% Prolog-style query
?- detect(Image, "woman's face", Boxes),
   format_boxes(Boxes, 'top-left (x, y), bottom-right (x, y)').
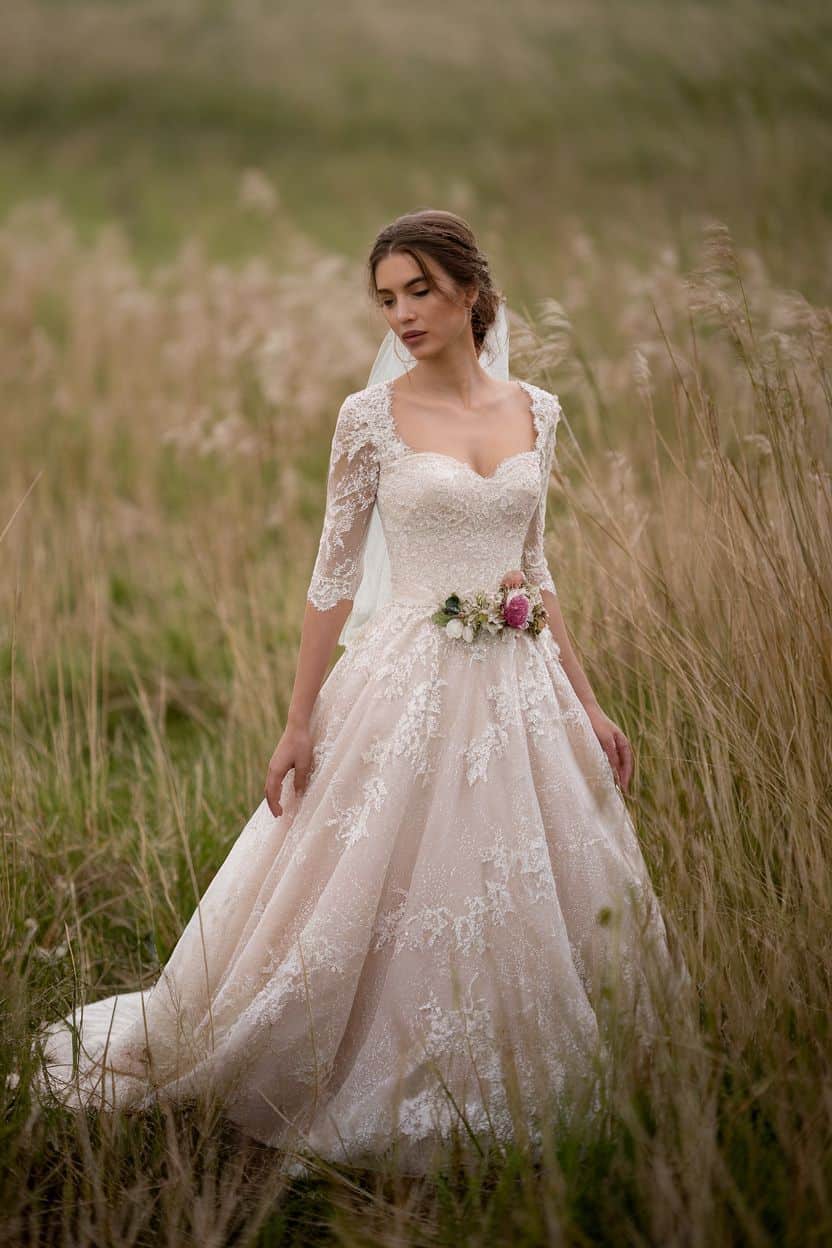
top-left (374, 251), bottom-right (475, 360)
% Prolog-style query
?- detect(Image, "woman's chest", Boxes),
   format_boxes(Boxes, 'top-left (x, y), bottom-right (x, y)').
top-left (377, 450), bottom-right (541, 532)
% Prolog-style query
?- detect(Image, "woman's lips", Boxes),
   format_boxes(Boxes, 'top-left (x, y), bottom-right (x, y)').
top-left (402, 331), bottom-right (426, 342)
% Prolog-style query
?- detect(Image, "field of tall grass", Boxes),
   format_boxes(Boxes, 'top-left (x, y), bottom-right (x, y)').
top-left (1, 1), bottom-right (831, 1244)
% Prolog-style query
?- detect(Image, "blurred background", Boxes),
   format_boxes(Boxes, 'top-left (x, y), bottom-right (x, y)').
top-left (2, 0), bottom-right (830, 288)
top-left (2, 2), bottom-right (832, 1242)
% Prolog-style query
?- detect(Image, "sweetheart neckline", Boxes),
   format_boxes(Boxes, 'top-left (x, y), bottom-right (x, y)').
top-left (392, 446), bottom-right (539, 480)
top-left (382, 377), bottom-right (544, 482)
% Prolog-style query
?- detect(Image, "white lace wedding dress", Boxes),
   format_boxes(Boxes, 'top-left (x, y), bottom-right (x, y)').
top-left (35, 377), bottom-right (686, 1173)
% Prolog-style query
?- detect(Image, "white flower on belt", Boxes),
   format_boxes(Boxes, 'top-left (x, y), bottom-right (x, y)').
top-left (432, 569), bottom-right (549, 642)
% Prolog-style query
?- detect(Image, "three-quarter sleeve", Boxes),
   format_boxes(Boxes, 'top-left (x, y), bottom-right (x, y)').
top-left (306, 392), bottom-right (380, 612)
top-left (521, 392), bottom-right (562, 596)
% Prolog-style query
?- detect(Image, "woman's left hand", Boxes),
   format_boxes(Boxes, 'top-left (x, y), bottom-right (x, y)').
top-left (585, 705), bottom-right (634, 794)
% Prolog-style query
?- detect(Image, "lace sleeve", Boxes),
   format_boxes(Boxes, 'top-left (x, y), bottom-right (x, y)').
top-left (306, 392), bottom-right (380, 612)
top-left (521, 391), bottom-right (562, 596)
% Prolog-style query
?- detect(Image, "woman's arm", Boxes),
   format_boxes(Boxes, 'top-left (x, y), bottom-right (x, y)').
top-left (539, 587), bottom-right (601, 714)
top-left (285, 599), bottom-right (353, 728)
top-left (521, 393), bottom-right (634, 793)
top-left (265, 393), bottom-right (379, 816)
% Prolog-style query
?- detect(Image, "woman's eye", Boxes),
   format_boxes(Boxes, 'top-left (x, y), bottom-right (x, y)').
top-left (381, 290), bottom-right (429, 308)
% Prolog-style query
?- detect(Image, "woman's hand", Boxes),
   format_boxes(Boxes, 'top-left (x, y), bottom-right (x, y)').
top-left (585, 704), bottom-right (634, 794)
top-left (264, 720), bottom-right (315, 816)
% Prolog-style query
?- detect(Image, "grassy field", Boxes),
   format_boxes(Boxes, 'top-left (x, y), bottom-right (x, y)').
top-left (1, 1), bottom-right (832, 1244)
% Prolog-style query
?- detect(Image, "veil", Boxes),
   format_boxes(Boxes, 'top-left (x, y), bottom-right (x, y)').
top-left (338, 299), bottom-right (511, 648)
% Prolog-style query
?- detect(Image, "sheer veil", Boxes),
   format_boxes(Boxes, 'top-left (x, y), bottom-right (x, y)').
top-left (338, 299), bottom-right (511, 648)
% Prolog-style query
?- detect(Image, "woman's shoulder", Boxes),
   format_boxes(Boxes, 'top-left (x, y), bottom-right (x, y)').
top-left (337, 378), bottom-right (390, 416)
top-left (330, 379), bottom-right (391, 456)
top-left (515, 376), bottom-right (560, 404)
top-left (333, 375), bottom-right (562, 443)
top-left (514, 378), bottom-right (563, 433)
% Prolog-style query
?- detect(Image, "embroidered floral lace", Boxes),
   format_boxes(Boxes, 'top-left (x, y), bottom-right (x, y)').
top-left (34, 377), bottom-right (689, 1176)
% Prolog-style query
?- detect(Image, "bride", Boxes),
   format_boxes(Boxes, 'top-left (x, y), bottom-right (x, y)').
top-left (35, 209), bottom-right (688, 1175)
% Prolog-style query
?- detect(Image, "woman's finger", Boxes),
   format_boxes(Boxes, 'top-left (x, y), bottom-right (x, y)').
top-left (601, 734), bottom-right (619, 785)
top-left (617, 732), bottom-right (633, 791)
top-left (610, 731), bottom-right (631, 793)
top-left (610, 735), bottom-right (625, 789)
top-left (611, 731), bottom-right (623, 789)
top-left (265, 760), bottom-right (289, 816)
top-left (294, 761), bottom-right (310, 796)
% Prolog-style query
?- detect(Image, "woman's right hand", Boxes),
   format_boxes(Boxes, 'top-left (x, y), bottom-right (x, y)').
top-left (264, 720), bottom-right (315, 817)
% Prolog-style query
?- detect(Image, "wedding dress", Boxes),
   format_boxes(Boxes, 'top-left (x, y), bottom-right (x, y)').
top-left (34, 375), bottom-right (686, 1174)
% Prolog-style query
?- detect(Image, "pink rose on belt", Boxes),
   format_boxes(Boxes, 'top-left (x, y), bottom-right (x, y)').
top-left (502, 591), bottom-right (530, 629)
top-left (432, 572), bottom-right (548, 642)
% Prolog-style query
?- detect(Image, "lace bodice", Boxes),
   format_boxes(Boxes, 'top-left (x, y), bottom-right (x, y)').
top-left (307, 377), bottom-right (562, 614)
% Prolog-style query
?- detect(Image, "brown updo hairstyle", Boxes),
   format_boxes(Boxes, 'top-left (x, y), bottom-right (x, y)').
top-left (367, 209), bottom-right (503, 357)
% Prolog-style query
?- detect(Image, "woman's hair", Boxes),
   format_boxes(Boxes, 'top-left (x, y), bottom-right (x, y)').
top-left (367, 209), bottom-right (503, 356)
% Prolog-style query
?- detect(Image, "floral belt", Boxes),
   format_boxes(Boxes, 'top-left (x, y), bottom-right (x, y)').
top-left (432, 582), bottom-right (549, 643)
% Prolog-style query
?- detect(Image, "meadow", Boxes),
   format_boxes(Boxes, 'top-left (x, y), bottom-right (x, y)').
top-left (1, 1), bottom-right (831, 1243)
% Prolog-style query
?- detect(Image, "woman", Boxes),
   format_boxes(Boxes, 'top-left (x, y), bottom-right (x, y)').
top-left (36, 209), bottom-right (687, 1175)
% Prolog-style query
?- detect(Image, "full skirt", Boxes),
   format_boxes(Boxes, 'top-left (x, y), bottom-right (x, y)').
top-left (34, 605), bottom-right (688, 1173)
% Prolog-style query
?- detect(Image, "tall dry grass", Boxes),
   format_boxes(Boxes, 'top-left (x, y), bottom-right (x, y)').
top-left (1, 192), bottom-right (831, 1243)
